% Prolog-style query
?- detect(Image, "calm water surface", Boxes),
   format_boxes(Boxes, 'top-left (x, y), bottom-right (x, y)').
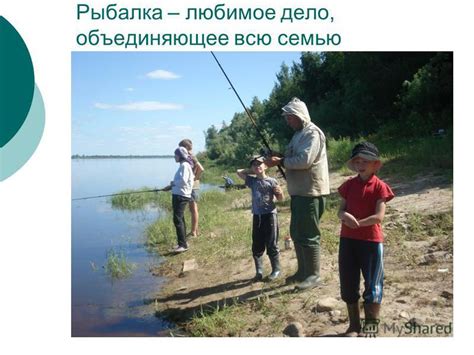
top-left (72, 158), bottom-right (197, 336)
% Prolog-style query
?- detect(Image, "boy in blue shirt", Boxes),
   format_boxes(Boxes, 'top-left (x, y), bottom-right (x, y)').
top-left (237, 156), bottom-right (284, 281)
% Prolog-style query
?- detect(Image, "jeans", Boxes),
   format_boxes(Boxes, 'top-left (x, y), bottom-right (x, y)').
top-left (172, 194), bottom-right (191, 248)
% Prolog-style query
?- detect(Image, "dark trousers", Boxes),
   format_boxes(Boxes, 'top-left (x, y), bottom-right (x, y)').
top-left (252, 213), bottom-right (279, 258)
top-left (339, 237), bottom-right (384, 304)
top-left (172, 194), bottom-right (191, 248)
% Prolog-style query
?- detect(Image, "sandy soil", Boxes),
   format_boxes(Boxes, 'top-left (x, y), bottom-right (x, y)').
top-left (151, 172), bottom-right (453, 337)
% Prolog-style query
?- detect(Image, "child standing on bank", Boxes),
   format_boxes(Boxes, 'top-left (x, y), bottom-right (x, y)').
top-left (337, 142), bottom-right (394, 336)
top-left (179, 139), bottom-right (205, 238)
top-left (237, 156), bottom-right (284, 282)
top-left (163, 146), bottom-right (195, 253)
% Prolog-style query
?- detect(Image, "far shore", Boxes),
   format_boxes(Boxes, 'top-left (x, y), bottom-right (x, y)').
top-left (71, 155), bottom-right (174, 159)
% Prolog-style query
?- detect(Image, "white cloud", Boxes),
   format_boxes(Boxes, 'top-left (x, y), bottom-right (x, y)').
top-left (124, 87), bottom-right (135, 92)
top-left (146, 69), bottom-right (181, 80)
top-left (94, 101), bottom-right (183, 111)
top-left (94, 103), bottom-right (112, 109)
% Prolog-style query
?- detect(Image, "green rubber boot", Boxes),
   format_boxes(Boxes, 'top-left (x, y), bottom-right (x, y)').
top-left (285, 243), bottom-right (305, 284)
top-left (295, 245), bottom-right (321, 291)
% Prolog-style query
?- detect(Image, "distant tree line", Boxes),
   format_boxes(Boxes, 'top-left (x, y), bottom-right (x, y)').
top-left (71, 154), bottom-right (174, 159)
top-left (203, 52), bottom-right (452, 166)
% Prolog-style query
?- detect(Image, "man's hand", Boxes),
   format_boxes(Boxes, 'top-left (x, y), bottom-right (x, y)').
top-left (264, 156), bottom-right (282, 168)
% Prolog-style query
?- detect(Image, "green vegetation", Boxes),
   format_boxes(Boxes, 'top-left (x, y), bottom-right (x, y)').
top-left (110, 188), bottom-right (171, 211)
top-left (186, 301), bottom-right (247, 337)
top-left (104, 248), bottom-right (137, 280)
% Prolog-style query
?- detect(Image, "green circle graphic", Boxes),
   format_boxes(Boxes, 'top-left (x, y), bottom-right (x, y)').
top-left (0, 16), bottom-right (35, 148)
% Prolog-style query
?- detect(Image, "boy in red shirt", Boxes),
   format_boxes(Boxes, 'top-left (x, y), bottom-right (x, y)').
top-left (337, 142), bottom-right (394, 336)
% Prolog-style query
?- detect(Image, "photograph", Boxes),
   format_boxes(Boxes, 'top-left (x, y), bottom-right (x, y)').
top-left (71, 51), bottom-right (453, 337)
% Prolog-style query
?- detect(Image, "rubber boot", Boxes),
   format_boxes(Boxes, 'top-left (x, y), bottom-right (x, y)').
top-left (295, 245), bottom-right (321, 291)
top-left (285, 243), bottom-right (305, 284)
top-left (344, 303), bottom-right (361, 337)
top-left (252, 256), bottom-right (263, 282)
top-left (267, 254), bottom-right (281, 281)
top-left (361, 303), bottom-right (381, 337)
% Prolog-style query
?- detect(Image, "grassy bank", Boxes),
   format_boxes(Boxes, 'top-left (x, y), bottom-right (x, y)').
top-left (145, 189), bottom-right (254, 266)
top-left (326, 134), bottom-right (453, 179)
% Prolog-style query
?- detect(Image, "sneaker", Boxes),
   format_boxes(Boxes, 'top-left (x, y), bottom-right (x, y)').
top-left (174, 246), bottom-right (188, 253)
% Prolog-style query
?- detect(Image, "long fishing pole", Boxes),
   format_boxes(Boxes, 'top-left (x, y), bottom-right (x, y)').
top-left (210, 51), bottom-right (286, 180)
top-left (72, 188), bottom-right (166, 201)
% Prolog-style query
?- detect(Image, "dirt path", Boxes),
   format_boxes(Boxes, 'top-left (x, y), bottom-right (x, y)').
top-left (152, 172), bottom-right (453, 337)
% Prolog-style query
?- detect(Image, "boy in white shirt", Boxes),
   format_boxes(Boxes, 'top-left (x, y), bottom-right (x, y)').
top-left (164, 146), bottom-right (195, 253)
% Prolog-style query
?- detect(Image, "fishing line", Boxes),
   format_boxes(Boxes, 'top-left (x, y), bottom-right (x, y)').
top-left (72, 188), bottom-right (165, 201)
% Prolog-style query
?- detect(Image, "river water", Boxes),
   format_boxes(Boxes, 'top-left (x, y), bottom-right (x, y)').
top-left (72, 157), bottom-right (186, 336)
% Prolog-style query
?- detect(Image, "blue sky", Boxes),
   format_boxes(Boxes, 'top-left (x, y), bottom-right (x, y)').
top-left (72, 51), bottom-right (302, 155)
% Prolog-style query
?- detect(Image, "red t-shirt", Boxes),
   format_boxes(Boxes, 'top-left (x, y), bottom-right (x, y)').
top-left (338, 174), bottom-right (395, 242)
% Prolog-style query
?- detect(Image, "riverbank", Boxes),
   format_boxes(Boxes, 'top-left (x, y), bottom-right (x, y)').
top-left (145, 170), bottom-right (453, 337)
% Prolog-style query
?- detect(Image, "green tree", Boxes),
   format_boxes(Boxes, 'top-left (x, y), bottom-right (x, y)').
top-left (395, 52), bottom-right (453, 136)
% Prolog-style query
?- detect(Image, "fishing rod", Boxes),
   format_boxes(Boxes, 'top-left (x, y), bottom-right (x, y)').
top-left (72, 188), bottom-right (166, 201)
top-left (210, 51), bottom-right (286, 180)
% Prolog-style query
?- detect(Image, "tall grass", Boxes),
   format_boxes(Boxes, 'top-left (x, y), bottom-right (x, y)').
top-left (104, 248), bottom-right (137, 279)
top-left (110, 188), bottom-right (172, 211)
top-left (187, 301), bottom-right (247, 337)
top-left (326, 136), bottom-right (353, 171)
top-left (374, 134), bottom-right (453, 178)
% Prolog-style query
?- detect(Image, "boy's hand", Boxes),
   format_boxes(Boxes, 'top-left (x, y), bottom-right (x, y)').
top-left (342, 213), bottom-right (360, 229)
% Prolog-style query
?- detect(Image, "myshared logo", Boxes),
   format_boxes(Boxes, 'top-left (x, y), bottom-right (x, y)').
top-left (384, 321), bottom-right (453, 336)
top-left (360, 319), bottom-right (380, 338)
top-left (360, 319), bottom-right (453, 337)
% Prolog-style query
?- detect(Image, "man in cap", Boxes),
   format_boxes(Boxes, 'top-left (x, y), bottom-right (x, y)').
top-left (265, 97), bottom-right (330, 290)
